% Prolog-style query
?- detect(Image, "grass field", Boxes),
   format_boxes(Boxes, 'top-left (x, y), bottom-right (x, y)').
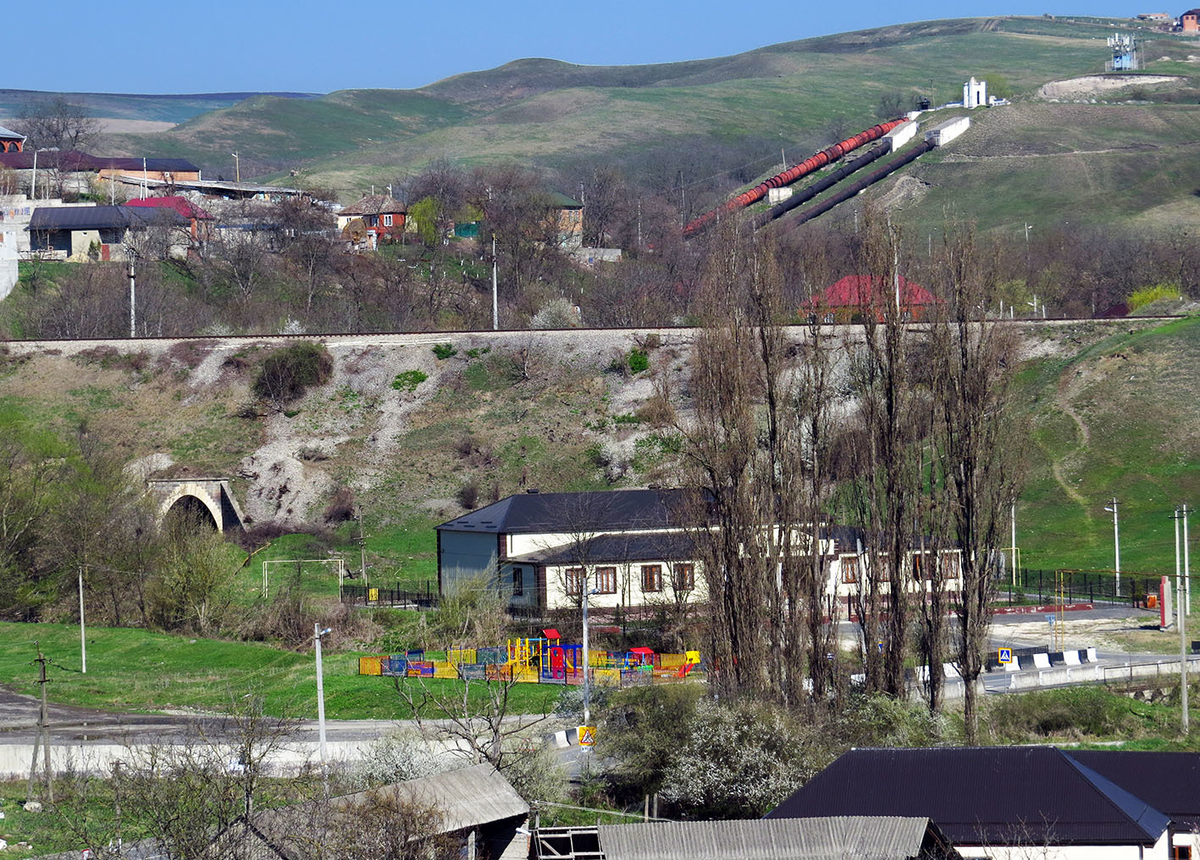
top-left (0, 622), bottom-right (559, 720)
top-left (1013, 317), bottom-right (1200, 575)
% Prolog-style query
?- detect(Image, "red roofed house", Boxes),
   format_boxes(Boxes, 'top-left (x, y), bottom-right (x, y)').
top-left (804, 274), bottom-right (940, 323)
top-left (125, 196), bottom-right (212, 244)
top-left (336, 194), bottom-right (406, 247)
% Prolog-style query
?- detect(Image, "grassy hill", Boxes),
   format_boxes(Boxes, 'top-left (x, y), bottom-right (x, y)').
top-left (0, 89), bottom-right (317, 126)
top-left (86, 15), bottom-right (1200, 234)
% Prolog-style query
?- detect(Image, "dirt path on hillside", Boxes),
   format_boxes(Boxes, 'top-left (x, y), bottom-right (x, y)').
top-left (1045, 364), bottom-right (1094, 514)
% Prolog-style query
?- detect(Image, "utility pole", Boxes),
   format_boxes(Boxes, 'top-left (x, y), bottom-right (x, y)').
top-left (1174, 506), bottom-right (1189, 733)
top-left (128, 256), bottom-right (136, 338)
top-left (1185, 503), bottom-right (1192, 616)
top-left (1105, 497), bottom-right (1120, 596)
top-left (30, 644), bottom-right (53, 803)
top-left (357, 505), bottom-right (367, 589)
top-left (78, 565), bottom-right (86, 674)
top-left (491, 234), bottom-right (499, 331)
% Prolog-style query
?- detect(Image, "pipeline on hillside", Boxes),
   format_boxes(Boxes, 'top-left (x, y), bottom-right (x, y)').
top-left (750, 143), bottom-right (890, 231)
top-left (682, 118), bottom-right (907, 239)
top-left (778, 140), bottom-right (934, 232)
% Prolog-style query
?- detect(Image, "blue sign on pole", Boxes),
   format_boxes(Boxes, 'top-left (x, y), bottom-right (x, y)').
top-left (998, 648), bottom-right (1013, 664)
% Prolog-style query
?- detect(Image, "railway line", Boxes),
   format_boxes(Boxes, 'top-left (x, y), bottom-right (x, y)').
top-left (0, 315), bottom-right (1180, 356)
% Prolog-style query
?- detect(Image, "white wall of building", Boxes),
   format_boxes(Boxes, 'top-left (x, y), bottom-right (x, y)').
top-left (964, 77), bottom-right (988, 108)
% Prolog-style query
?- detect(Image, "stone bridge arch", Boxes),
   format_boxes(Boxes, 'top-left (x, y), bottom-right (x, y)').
top-left (148, 478), bottom-right (245, 533)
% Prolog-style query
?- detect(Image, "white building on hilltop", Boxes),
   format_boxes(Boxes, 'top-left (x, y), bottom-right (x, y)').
top-left (963, 77), bottom-right (987, 108)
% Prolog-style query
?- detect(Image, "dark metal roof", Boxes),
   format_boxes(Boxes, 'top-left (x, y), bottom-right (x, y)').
top-left (597, 817), bottom-right (952, 860)
top-left (508, 530), bottom-right (696, 565)
top-left (1070, 751), bottom-right (1200, 831)
top-left (767, 747), bottom-right (1170, 847)
top-left (437, 489), bottom-right (699, 535)
top-left (29, 205), bottom-right (189, 231)
top-left (0, 149), bottom-right (198, 172)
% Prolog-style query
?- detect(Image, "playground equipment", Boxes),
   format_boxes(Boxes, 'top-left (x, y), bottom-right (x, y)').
top-left (358, 634), bottom-right (702, 689)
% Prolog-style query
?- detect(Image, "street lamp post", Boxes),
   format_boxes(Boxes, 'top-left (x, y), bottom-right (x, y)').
top-left (582, 583), bottom-right (595, 725)
top-left (231, 152), bottom-right (240, 183)
top-left (313, 625), bottom-right (332, 770)
top-left (1104, 497), bottom-right (1120, 597)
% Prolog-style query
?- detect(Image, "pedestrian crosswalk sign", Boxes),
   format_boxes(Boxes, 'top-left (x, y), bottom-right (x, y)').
top-left (998, 648), bottom-right (1013, 664)
top-left (578, 726), bottom-right (597, 746)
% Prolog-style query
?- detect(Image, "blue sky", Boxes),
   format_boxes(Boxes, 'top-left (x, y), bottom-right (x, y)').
top-left (9, 2), bottom-right (1142, 94)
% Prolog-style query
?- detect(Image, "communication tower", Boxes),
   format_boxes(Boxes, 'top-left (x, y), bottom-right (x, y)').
top-left (1107, 34), bottom-right (1140, 71)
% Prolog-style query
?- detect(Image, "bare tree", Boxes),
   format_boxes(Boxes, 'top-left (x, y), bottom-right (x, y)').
top-left (13, 97), bottom-right (101, 152)
top-left (927, 227), bottom-right (1023, 742)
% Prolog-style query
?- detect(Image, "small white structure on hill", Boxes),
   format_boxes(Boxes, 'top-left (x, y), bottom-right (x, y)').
top-left (963, 77), bottom-right (988, 108)
top-left (925, 116), bottom-right (970, 147)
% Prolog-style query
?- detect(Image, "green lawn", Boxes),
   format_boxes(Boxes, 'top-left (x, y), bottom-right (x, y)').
top-left (0, 623), bottom-right (559, 720)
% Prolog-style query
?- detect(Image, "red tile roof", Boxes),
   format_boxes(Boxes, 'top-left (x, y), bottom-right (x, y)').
top-left (807, 274), bottom-right (938, 310)
top-left (340, 194), bottom-right (405, 216)
top-left (125, 196), bottom-right (211, 220)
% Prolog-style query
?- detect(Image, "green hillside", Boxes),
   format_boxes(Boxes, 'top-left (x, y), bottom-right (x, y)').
top-left (88, 15), bottom-right (1200, 234)
top-left (0, 319), bottom-right (1196, 589)
top-left (0, 89), bottom-right (317, 125)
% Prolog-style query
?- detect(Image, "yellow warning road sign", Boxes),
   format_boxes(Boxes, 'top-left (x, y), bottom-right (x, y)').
top-left (577, 725), bottom-right (597, 746)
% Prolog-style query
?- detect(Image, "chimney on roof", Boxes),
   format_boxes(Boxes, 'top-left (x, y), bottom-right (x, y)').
top-left (526, 488), bottom-right (540, 494)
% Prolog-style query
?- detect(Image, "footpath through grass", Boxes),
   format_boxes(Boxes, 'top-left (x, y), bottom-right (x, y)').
top-left (0, 623), bottom-right (559, 720)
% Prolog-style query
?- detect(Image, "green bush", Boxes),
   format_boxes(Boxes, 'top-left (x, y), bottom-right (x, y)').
top-left (1128, 282), bottom-right (1181, 312)
top-left (432, 343), bottom-right (457, 360)
top-left (252, 342), bottom-right (333, 406)
top-left (392, 370), bottom-right (429, 392)
top-left (627, 348), bottom-right (650, 374)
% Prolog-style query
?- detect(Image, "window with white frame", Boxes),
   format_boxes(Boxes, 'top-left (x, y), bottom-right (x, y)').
top-left (383, 214), bottom-right (393, 227)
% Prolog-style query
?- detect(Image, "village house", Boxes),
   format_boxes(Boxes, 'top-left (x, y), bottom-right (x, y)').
top-left (1182, 8), bottom-right (1200, 30)
top-left (436, 489), bottom-right (962, 613)
top-left (28, 204), bottom-right (191, 261)
top-left (803, 274), bottom-right (940, 323)
top-left (336, 193), bottom-right (406, 247)
top-left (768, 747), bottom-right (1179, 860)
top-left (0, 150), bottom-right (201, 198)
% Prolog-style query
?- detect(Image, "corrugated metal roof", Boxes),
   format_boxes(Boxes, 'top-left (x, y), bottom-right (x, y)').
top-left (437, 489), bottom-right (698, 535)
top-left (379, 762), bottom-right (528, 832)
top-left (598, 816), bottom-right (934, 860)
top-left (0, 150), bottom-right (197, 172)
top-left (0, 125), bottom-right (25, 140)
top-left (1069, 751), bottom-right (1200, 831)
top-left (768, 747), bottom-right (1170, 846)
top-left (29, 205), bottom-right (188, 231)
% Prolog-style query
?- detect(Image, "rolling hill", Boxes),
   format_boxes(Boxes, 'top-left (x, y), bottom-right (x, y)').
top-left (87, 15), bottom-right (1200, 234)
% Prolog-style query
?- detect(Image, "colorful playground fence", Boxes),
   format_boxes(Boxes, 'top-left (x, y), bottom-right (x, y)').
top-left (358, 643), bottom-right (702, 688)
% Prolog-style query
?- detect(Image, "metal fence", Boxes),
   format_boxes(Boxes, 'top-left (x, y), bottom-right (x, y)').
top-left (998, 568), bottom-right (1159, 607)
top-left (341, 582), bottom-right (440, 609)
